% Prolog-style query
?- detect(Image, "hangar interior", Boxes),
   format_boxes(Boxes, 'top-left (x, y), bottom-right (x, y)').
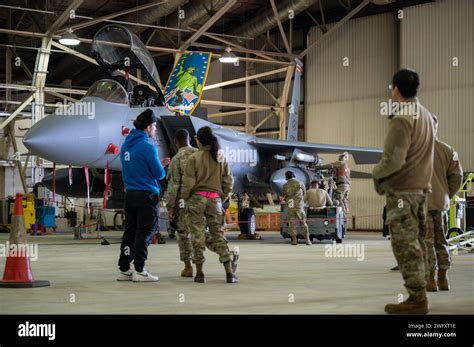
top-left (0, 0), bottom-right (472, 314)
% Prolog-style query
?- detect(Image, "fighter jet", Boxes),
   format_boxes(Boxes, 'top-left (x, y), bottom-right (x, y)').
top-left (23, 24), bottom-right (382, 234)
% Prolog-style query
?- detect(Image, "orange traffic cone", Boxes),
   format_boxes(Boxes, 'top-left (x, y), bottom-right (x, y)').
top-left (0, 193), bottom-right (50, 288)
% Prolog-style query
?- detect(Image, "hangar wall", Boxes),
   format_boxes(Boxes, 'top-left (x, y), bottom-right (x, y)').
top-left (306, 13), bottom-right (397, 230)
top-left (306, 0), bottom-right (473, 230)
top-left (220, 31), bottom-right (306, 139)
top-left (400, 0), bottom-right (474, 171)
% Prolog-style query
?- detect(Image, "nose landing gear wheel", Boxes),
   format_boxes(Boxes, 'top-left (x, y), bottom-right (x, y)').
top-left (239, 208), bottom-right (256, 234)
top-left (238, 208), bottom-right (261, 240)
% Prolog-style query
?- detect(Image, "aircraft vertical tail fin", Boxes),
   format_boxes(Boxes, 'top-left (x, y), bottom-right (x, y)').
top-left (287, 58), bottom-right (303, 142)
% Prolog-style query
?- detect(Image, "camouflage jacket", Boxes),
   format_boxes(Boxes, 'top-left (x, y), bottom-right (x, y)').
top-left (428, 140), bottom-right (463, 211)
top-left (181, 145), bottom-right (234, 200)
top-left (166, 146), bottom-right (197, 210)
top-left (332, 160), bottom-right (351, 186)
top-left (283, 178), bottom-right (306, 210)
top-left (305, 188), bottom-right (333, 208)
top-left (373, 100), bottom-right (436, 194)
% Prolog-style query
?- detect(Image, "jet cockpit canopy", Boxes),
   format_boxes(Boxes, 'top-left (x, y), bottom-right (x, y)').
top-left (91, 24), bottom-right (164, 106)
top-left (84, 79), bottom-right (128, 104)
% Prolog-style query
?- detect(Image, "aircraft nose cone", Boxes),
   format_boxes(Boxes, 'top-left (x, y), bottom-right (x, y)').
top-left (23, 113), bottom-right (101, 166)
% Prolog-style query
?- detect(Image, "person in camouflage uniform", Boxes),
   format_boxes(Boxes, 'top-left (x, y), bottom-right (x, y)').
top-left (332, 152), bottom-right (351, 216)
top-left (282, 171), bottom-right (311, 245)
top-left (373, 69), bottom-right (436, 314)
top-left (166, 129), bottom-right (197, 278)
top-left (315, 152), bottom-right (351, 215)
top-left (181, 126), bottom-right (238, 284)
top-left (425, 139), bottom-right (463, 292)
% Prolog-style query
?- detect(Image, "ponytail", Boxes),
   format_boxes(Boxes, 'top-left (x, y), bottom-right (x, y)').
top-left (196, 126), bottom-right (221, 162)
top-left (210, 135), bottom-right (220, 162)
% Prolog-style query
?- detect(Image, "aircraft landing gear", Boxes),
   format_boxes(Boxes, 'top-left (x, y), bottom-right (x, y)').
top-left (234, 194), bottom-right (261, 240)
top-left (239, 208), bottom-right (256, 234)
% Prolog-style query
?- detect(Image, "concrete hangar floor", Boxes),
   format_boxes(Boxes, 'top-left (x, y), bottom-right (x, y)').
top-left (0, 231), bottom-right (472, 314)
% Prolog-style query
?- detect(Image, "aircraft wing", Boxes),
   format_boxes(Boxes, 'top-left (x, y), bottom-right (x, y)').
top-left (350, 171), bottom-right (373, 179)
top-left (248, 138), bottom-right (382, 165)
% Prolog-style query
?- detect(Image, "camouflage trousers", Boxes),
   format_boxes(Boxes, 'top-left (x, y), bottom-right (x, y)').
top-left (386, 193), bottom-right (428, 295)
top-left (334, 184), bottom-right (350, 215)
top-left (174, 208), bottom-right (193, 262)
top-left (186, 194), bottom-right (231, 265)
top-left (426, 210), bottom-right (451, 277)
top-left (288, 208), bottom-right (309, 238)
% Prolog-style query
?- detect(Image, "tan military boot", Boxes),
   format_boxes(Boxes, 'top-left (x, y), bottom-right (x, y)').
top-left (194, 263), bottom-right (205, 283)
top-left (291, 235), bottom-right (297, 245)
top-left (181, 261), bottom-right (193, 278)
top-left (384, 291), bottom-right (429, 314)
top-left (224, 261), bottom-right (238, 283)
top-left (305, 236), bottom-right (312, 246)
top-left (438, 269), bottom-right (450, 291)
top-left (426, 271), bottom-right (438, 292)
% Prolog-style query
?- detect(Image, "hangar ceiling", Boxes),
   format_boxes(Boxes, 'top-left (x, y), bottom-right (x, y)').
top-left (0, 0), bottom-right (433, 89)
top-left (0, 0), bottom-right (434, 193)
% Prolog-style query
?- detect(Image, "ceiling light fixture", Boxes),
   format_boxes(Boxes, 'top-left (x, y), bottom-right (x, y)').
top-left (219, 47), bottom-right (238, 64)
top-left (59, 29), bottom-right (80, 46)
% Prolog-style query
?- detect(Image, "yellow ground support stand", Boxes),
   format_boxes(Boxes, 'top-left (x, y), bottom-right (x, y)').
top-left (447, 172), bottom-right (473, 251)
top-left (1, 194), bottom-right (36, 233)
top-left (23, 194), bottom-right (36, 232)
top-left (447, 172), bottom-right (473, 236)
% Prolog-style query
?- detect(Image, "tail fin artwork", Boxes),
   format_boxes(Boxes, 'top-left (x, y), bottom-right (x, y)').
top-left (163, 52), bottom-right (212, 116)
top-left (287, 58), bottom-right (303, 142)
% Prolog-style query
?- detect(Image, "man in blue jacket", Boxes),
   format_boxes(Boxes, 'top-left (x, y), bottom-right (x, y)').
top-left (117, 109), bottom-right (167, 282)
